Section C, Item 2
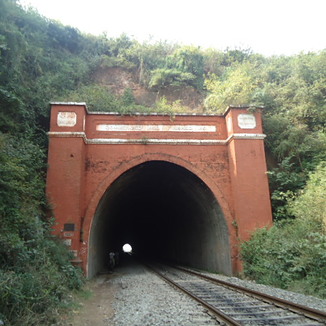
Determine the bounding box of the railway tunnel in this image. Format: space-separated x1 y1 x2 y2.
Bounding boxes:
88 160 232 278
47 104 273 278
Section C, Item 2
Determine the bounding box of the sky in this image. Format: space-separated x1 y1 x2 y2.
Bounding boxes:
19 0 326 56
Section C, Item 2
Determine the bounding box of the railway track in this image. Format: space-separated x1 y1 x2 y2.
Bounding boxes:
147 264 326 326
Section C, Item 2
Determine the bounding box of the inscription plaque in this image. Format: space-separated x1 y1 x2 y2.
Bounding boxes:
96 124 216 132
63 232 74 237
237 114 256 129
57 112 77 127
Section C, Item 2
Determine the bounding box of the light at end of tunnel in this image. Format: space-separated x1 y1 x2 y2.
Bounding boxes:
122 243 132 254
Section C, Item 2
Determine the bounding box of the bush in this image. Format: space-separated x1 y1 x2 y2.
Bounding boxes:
242 161 326 299
0 247 84 325
154 97 189 114
64 84 152 114
241 217 326 298
287 162 326 226
0 133 84 325
149 68 196 89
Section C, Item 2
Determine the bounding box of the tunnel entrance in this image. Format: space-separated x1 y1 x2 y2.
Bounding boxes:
88 160 231 278
48 104 273 277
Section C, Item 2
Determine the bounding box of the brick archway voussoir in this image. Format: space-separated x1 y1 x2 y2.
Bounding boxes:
83 152 232 252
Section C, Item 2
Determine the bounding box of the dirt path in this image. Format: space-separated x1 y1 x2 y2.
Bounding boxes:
65 273 118 326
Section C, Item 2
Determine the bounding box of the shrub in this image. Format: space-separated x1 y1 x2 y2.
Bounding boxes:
149 68 196 89
241 161 326 298
287 162 326 226
241 216 326 298
155 97 189 114
0 133 84 325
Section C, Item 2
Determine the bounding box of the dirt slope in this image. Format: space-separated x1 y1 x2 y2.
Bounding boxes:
93 67 205 112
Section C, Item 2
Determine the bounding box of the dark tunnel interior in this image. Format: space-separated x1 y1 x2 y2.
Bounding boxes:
88 161 232 278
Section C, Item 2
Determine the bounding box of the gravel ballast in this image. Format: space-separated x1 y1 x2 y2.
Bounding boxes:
196 269 326 312
111 263 219 325
109 260 326 325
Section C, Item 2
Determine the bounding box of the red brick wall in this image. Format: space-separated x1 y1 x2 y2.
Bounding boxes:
46 103 272 276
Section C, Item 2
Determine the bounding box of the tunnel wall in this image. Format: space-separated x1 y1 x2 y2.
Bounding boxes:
87 190 111 278
88 160 233 278
46 103 273 277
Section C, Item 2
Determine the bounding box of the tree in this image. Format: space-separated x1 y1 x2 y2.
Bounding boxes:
204 63 258 112
288 162 326 227
168 46 205 88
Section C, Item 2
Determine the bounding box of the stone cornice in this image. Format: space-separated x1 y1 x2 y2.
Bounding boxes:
48 132 266 145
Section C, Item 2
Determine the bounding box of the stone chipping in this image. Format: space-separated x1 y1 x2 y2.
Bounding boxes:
109 262 326 325
111 263 219 325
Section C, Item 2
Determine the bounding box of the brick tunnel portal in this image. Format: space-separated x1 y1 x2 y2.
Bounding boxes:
88 160 232 278
47 104 273 277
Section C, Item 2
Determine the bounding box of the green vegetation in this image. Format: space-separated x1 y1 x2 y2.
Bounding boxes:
0 133 84 325
0 0 325 322
241 163 326 298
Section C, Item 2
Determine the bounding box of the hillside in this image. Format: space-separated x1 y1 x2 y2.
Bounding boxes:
92 66 204 111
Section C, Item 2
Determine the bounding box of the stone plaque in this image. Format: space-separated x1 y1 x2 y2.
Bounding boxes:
96 124 216 132
237 114 256 129
63 232 74 237
57 112 77 127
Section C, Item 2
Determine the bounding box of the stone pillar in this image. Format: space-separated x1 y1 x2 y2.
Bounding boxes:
46 103 87 263
225 107 273 271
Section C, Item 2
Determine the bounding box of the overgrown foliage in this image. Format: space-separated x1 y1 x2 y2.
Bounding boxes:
287 162 326 226
0 133 84 325
0 1 88 324
241 162 326 298
0 0 325 321
241 221 326 298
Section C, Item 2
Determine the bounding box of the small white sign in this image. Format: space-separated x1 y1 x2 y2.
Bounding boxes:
237 114 256 129
96 124 216 132
63 232 74 237
57 112 77 127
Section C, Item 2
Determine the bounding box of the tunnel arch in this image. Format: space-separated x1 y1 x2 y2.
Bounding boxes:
84 152 233 227
86 157 232 278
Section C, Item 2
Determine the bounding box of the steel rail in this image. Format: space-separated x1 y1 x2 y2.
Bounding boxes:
174 265 326 323
148 264 242 326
